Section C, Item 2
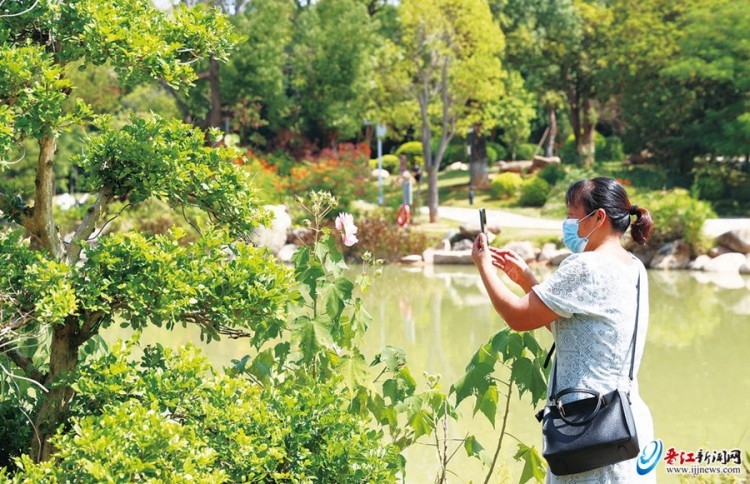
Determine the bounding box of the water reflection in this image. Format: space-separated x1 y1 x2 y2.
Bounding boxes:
106 265 750 483
358 266 750 482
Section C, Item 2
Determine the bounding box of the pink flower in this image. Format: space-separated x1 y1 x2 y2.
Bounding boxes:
334 212 359 247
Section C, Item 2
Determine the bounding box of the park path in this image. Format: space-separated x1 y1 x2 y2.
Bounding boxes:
422 206 750 237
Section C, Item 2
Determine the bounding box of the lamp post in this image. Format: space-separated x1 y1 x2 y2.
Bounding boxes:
467 126 475 206
376 123 387 205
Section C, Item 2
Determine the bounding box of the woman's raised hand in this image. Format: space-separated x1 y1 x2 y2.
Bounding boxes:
488 248 539 292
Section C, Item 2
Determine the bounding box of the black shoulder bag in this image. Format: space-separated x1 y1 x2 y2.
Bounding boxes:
535 273 641 476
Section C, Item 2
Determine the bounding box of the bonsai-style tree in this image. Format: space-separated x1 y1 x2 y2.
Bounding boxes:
0 0 292 461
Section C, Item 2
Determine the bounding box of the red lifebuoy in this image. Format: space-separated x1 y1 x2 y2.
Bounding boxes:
396 203 410 227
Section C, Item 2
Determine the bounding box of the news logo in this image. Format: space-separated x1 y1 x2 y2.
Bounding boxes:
637 439 664 475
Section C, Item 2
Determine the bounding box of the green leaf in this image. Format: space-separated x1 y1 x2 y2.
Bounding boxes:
368 393 398 427
514 443 547 484
464 435 488 465
371 345 407 372
473 383 498 425
490 329 510 354
323 276 354 321
408 409 434 439
382 367 416 405
452 348 495 406
506 332 524 360
291 315 333 363
248 349 275 385
510 357 547 404
331 350 368 392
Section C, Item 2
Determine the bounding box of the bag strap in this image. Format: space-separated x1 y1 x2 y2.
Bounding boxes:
548 271 642 400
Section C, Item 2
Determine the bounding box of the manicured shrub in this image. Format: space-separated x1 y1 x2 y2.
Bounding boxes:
487 142 507 162
514 143 538 161
490 172 523 199
519 176 550 207
395 141 423 159
369 154 400 174
641 188 716 252
486 145 498 164
537 163 567 187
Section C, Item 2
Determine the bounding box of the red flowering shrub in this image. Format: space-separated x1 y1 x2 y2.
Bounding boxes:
286 143 374 214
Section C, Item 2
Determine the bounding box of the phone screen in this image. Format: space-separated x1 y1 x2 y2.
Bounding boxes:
479 208 486 234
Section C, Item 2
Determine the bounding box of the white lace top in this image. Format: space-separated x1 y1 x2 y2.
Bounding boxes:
533 251 656 483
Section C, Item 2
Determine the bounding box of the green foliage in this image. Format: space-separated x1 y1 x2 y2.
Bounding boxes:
487 142 508 162
640 188 716 253
0 398 32 469
490 172 523 200
76 115 268 237
514 143 538 161
450 328 549 481
536 163 567 187
519 176 550 207
369 154 400 174
496 71 536 160
599 136 625 162
291 0 377 140
8 341 400 482
80 229 293 345
396 141 424 166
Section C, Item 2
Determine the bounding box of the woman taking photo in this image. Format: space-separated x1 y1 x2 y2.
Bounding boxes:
471 177 655 482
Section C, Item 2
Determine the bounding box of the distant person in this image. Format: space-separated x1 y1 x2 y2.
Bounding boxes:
471 177 655 482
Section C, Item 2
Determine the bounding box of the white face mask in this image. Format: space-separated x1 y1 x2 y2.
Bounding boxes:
562 210 598 253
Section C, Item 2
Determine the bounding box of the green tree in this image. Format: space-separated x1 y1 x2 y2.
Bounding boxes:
290 0 377 146
221 0 295 147
495 71 537 160
0 0 292 462
400 0 506 222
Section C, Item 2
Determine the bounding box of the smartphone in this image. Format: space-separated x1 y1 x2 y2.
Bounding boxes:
479 208 487 234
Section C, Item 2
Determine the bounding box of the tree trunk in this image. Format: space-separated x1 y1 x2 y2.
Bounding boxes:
567 88 581 164
579 98 596 167
28 135 64 260
545 107 558 158
207 58 222 129
31 321 82 462
363 124 374 152
418 84 439 223
470 126 489 188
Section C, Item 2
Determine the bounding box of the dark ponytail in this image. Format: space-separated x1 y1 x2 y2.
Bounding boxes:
566 177 654 245
630 205 653 245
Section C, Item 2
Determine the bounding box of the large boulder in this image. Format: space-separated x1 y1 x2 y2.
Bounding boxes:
550 249 572 266
495 160 533 173
531 155 561 173
702 252 746 273
432 249 473 265
503 241 536 263
445 161 469 171
715 229 750 254
537 243 558 264
688 255 711 271
740 256 750 274
649 240 691 270
250 205 292 256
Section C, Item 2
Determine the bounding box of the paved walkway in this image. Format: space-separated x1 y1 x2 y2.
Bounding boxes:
421 206 750 236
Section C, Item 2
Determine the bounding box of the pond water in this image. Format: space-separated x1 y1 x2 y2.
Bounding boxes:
106 264 750 483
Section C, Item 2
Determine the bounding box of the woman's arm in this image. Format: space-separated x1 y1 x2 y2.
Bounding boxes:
472 235 557 332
